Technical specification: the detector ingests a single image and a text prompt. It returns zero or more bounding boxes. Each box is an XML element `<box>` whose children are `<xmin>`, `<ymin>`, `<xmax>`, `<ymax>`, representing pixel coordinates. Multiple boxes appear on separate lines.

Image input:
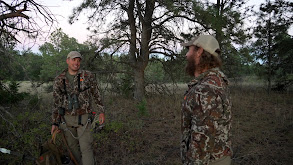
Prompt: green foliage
<box><xmin>136</xmin><ymin>99</ymin><xmax>149</xmax><ymax>117</ymax></box>
<box><xmin>21</xmin><ymin>52</ymin><xmax>44</xmax><ymax>81</ymax></box>
<box><xmin>111</xmin><ymin>73</ymin><xmax>134</xmax><ymax>98</ymax></box>
<box><xmin>28</xmin><ymin>95</ymin><xmax>40</xmax><ymax>107</ymax></box>
<box><xmin>272</xmin><ymin>35</ymin><xmax>293</xmax><ymax>90</ymax></box>
<box><xmin>0</xmin><ymin>97</ymin><xmax>51</xmax><ymax>164</ymax></box>
<box><xmin>162</xmin><ymin>56</ymin><xmax>190</xmax><ymax>83</ymax></box>
<box><xmin>0</xmin><ymin>46</ymin><xmax>44</xmax><ymax>82</ymax></box>
<box><xmin>105</xmin><ymin>121</ymin><xmax>124</xmax><ymax>133</ymax></box>
<box><xmin>252</xmin><ymin>0</ymin><xmax>293</xmax><ymax>91</ymax></box>
<box><xmin>119</xmin><ymin>77</ymin><xmax>134</xmax><ymax>98</ymax></box>
<box><xmin>93</xmin><ymin>121</ymin><xmax>124</xmax><ymax>140</ymax></box>
<box><xmin>145</xmin><ymin>60</ymin><xmax>165</xmax><ymax>82</ymax></box>
<box><xmin>7</xmin><ymin>51</ymin><xmax>44</xmax><ymax>81</ymax></box>
<box><xmin>0</xmin><ymin>81</ymin><xmax>29</xmax><ymax>105</ymax></box>
<box><xmin>0</xmin><ymin>46</ymin><xmax>23</xmax><ymax>81</ymax></box>
<box><xmin>147</xmin><ymin>54</ymin><xmax>190</xmax><ymax>84</ymax></box>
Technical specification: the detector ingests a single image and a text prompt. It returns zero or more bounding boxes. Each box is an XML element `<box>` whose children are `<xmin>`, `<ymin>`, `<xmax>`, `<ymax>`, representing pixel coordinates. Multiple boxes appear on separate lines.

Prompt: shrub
<box><xmin>0</xmin><ymin>81</ymin><xmax>29</xmax><ymax>105</ymax></box>
<box><xmin>136</xmin><ymin>99</ymin><xmax>149</xmax><ymax>117</ymax></box>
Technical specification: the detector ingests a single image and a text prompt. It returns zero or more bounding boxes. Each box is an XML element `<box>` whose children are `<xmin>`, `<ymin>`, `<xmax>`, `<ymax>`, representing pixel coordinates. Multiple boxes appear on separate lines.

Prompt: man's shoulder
<box><xmin>54</xmin><ymin>70</ymin><xmax>67</xmax><ymax>81</ymax></box>
<box><xmin>204</xmin><ymin>74</ymin><xmax>222</xmax><ymax>87</ymax></box>
<box><xmin>79</xmin><ymin>70</ymin><xmax>94</xmax><ymax>77</ymax></box>
<box><xmin>202</xmin><ymin>69</ymin><xmax>228</xmax><ymax>88</ymax></box>
<box><xmin>80</xmin><ymin>69</ymin><xmax>91</xmax><ymax>73</ymax></box>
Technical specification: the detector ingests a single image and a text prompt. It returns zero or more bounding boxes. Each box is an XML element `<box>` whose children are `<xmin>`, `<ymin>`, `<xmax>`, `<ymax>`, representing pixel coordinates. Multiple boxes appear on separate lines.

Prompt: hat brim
<box><xmin>181</xmin><ymin>38</ymin><xmax>196</xmax><ymax>47</ymax></box>
<box><xmin>68</xmin><ymin>56</ymin><xmax>82</xmax><ymax>59</ymax></box>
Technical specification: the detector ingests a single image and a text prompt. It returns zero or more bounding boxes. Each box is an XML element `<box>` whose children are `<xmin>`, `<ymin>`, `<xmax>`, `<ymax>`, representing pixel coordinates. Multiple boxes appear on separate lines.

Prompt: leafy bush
<box><xmin>0</xmin><ymin>108</ymin><xmax>51</xmax><ymax>164</ymax></box>
<box><xmin>0</xmin><ymin>81</ymin><xmax>29</xmax><ymax>105</ymax></box>
<box><xmin>136</xmin><ymin>99</ymin><xmax>149</xmax><ymax>117</ymax></box>
<box><xmin>111</xmin><ymin>75</ymin><xmax>134</xmax><ymax>98</ymax></box>
<box><xmin>0</xmin><ymin>83</ymin><xmax>51</xmax><ymax>164</ymax></box>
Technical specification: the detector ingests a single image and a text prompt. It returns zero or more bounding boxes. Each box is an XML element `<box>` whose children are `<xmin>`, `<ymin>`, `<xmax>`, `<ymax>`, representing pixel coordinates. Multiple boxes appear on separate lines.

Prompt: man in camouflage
<box><xmin>181</xmin><ymin>35</ymin><xmax>232</xmax><ymax>165</ymax></box>
<box><xmin>51</xmin><ymin>51</ymin><xmax>105</xmax><ymax>165</ymax></box>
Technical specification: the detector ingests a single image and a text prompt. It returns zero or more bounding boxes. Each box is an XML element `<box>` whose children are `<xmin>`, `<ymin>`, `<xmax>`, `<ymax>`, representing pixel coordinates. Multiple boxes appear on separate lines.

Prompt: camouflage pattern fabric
<box><xmin>181</xmin><ymin>68</ymin><xmax>232</xmax><ymax>165</ymax></box>
<box><xmin>52</xmin><ymin>69</ymin><xmax>105</xmax><ymax>124</ymax></box>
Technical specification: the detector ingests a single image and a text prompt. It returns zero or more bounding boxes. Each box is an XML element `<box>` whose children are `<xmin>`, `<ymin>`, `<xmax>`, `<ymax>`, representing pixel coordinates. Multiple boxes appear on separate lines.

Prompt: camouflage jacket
<box><xmin>181</xmin><ymin>68</ymin><xmax>232</xmax><ymax>165</ymax></box>
<box><xmin>52</xmin><ymin>69</ymin><xmax>105</xmax><ymax>124</ymax></box>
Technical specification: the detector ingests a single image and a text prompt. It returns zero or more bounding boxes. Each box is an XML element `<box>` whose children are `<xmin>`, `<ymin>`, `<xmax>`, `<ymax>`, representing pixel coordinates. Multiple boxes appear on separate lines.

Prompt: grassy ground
<box><xmin>94</xmin><ymin>94</ymin><xmax>182</xmax><ymax>164</ymax></box>
<box><xmin>1</xmin><ymin>81</ymin><xmax>293</xmax><ymax>164</ymax></box>
<box><xmin>92</xmin><ymin>83</ymin><xmax>293</xmax><ymax>165</ymax></box>
<box><xmin>230</xmin><ymin>84</ymin><xmax>293</xmax><ymax>165</ymax></box>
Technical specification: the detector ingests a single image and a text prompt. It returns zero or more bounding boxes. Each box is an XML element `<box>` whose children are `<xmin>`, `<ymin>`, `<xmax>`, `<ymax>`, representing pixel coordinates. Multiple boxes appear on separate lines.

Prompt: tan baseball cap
<box><xmin>67</xmin><ymin>51</ymin><xmax>82</xmax><ymax>59</ymax></box>
<box><xmin>181</xmin><ymin>35</ymin><xmax>220</xmax><ymax>57</ymax></box>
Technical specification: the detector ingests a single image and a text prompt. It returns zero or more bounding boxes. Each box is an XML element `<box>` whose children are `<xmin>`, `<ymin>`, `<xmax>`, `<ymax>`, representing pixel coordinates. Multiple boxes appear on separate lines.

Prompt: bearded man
<box><xmin>181</xmin><ymin>35</ymin><xmax>232</xmax><ymax>165</ymax></box>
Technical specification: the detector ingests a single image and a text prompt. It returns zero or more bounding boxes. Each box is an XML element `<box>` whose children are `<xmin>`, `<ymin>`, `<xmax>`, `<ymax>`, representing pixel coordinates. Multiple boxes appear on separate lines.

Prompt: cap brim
<box><xmin>68</xmin><ymin>56</ymin><xmax>82</xmax><ymax>59</ymax></box>
<box><xmin>73</xmin><ymin>56</ymin><xmax>82</xmax><ymax>59</ymax></box>
<box><xmin>181</xmin><ymin>42</ymin><xmax>192</xmax><ymax>47</ymax></box>
<box><xmin>181</xmin><ymin>38</ymin><xmax>197</xmax><ymax>47</ymax></box>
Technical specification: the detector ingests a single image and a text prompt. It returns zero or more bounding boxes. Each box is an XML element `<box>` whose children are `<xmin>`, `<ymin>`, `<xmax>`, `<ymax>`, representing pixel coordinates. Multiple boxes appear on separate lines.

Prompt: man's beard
<box><xmin>185</xmin><ymin>57</ymin><xmax>196</xmax><ymax>76</ymax></box>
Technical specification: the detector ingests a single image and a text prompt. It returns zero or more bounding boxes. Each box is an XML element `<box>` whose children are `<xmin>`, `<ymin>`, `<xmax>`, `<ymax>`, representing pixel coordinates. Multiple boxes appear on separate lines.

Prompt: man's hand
<box><xmin>99</xmin><ymin>113</ymin><xmax>105</xmax><ymax>125</ymax></box>
<box><xmin>51</xmin><ymin>125</ymin><xmax>60</xmax><ymax>134</ymax></box>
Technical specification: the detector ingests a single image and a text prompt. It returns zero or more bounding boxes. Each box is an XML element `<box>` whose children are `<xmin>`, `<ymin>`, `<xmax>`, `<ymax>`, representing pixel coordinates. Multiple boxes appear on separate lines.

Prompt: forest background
<box><xmin>0</xmin><ymin>0</ymin><xmax>293</xmax><ymax>164</ymax></box>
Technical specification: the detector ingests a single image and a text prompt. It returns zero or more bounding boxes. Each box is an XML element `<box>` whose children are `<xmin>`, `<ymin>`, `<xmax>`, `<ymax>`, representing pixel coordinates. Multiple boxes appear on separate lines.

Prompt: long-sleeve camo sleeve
<box><xmin>88</xmin><ymin>72</ymin><xmax>105</xmax><ymax>114</ymax></box>
<box><xmin>52</xmin><ymin>76</ymin><xmax>64</xmax><ymax>124</ymax></box>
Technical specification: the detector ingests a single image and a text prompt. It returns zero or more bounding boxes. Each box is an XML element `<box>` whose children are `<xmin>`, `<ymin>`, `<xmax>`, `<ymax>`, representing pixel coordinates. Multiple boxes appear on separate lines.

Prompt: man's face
<box><xmin>185</xmin><ymin>46</ymin><xmax>198</xmax><ymax>76</ymax></box>
<box><xmin>67</xmin><ymin>57</ymin><xmax>81</xmax><ymax>73</ymax></box>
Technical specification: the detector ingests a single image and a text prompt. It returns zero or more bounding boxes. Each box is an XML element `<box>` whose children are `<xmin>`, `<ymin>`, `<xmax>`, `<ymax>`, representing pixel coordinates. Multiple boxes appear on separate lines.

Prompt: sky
<box><xmin>43</xmin><ymin>0</ymin><xmax>90</xmax><ymax>43</ymax></box>
<box><xmin>16</xmin><ymin>0</ymin><xmax>291</xmax><ymax>53</ymax></box>
<box><xmin>16</xmin><ymin>0</ymin><xmax>90</xmax><ymax>52</ymax></box>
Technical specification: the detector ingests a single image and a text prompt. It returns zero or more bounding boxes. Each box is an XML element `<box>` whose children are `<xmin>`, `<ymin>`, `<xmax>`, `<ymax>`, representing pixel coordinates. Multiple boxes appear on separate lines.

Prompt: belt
<box><xmin>65</xmin><ymin>109</ymin><xmax>87</xmax><ymax>116</ymax></box>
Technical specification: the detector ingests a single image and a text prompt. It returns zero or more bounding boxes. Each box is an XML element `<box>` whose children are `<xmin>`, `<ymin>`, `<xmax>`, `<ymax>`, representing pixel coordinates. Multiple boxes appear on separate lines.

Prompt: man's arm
<box><xmin>89</xmin><ymin>73</ymin><xmax>105</xmax><ymax>124</ymax></box>
<box><xmin>51</xmin><ymin>78</ymin><xmax>63</xmax><ymax>134</ymax></box>
<box><xmin>181</xmin><ymin>102</ymin><xmax>192</xmax><ymax>163</ymax></box>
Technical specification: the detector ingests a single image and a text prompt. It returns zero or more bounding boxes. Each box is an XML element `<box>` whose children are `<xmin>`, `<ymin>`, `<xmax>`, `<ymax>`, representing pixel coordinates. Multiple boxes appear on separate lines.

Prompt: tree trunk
<box><xmin>215</xmin><ymin>0</ymin><xmax>223</xmax><ymax>46</ymax></box>
<box><xmin>267</xmin><ymin>18</ymin><xmax>272</xmax><ymax>94</ymax></box>
<box><xmin>133</xmin><ymin>67</ymin><xmax>145</xmax><ymax>101</ymax></box>
<box><xmin>130</xmin><ymin>0</ymin><xmax>154</xmax><ymax>101</ymax></box>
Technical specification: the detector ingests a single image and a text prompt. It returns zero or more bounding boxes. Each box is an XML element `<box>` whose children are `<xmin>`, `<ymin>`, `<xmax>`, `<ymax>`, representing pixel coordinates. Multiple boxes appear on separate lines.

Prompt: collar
<box><xmin>187</xmin><ymin>67</ymin><xmax>222</xmax><ymax>89</ymax></box>
<box><xmin>60</xmin><ymin>69</ymin><xmax>83</xmax><ymax>78</ymax></box>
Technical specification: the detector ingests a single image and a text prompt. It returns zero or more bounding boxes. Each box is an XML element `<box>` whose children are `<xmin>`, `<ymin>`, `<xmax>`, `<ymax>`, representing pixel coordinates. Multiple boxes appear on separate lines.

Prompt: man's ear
<box><xmin>196</xmin><ymin>47</ymin><xmax>204</xmax><ymax>57</ymax></box>
<box><xmin>66</xmin><ymin>58</ymin><xmax>69</xmax><ymax>64</ymax></box>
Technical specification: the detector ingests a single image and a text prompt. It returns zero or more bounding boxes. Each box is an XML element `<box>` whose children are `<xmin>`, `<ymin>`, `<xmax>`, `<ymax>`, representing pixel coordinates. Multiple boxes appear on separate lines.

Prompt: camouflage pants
<box><xmin>209</xmin><ymin>156</ymin><xmax>232</xmax><ymax>165</ymax></box>
<box><xmin>60</xmin><ymin>114</ymin><xmax>94</xmax><ymax>165</ymax></box>
<box><xmin>183</xmin><ymin>156</ymin><xmax>232</xmax><ymax>165</ymax></box>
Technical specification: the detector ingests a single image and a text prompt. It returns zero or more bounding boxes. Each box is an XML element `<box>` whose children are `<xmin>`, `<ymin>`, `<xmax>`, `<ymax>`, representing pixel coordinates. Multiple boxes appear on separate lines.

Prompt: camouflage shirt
<box><xmin>181</xmin><ymin>68</ymin><xmax>232</xmax><ymax>165</ymax></box>
<box><xmin>52</xmin><ymin>69</ymin><xmax>105</xmax><ymax>124</ymax></box>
